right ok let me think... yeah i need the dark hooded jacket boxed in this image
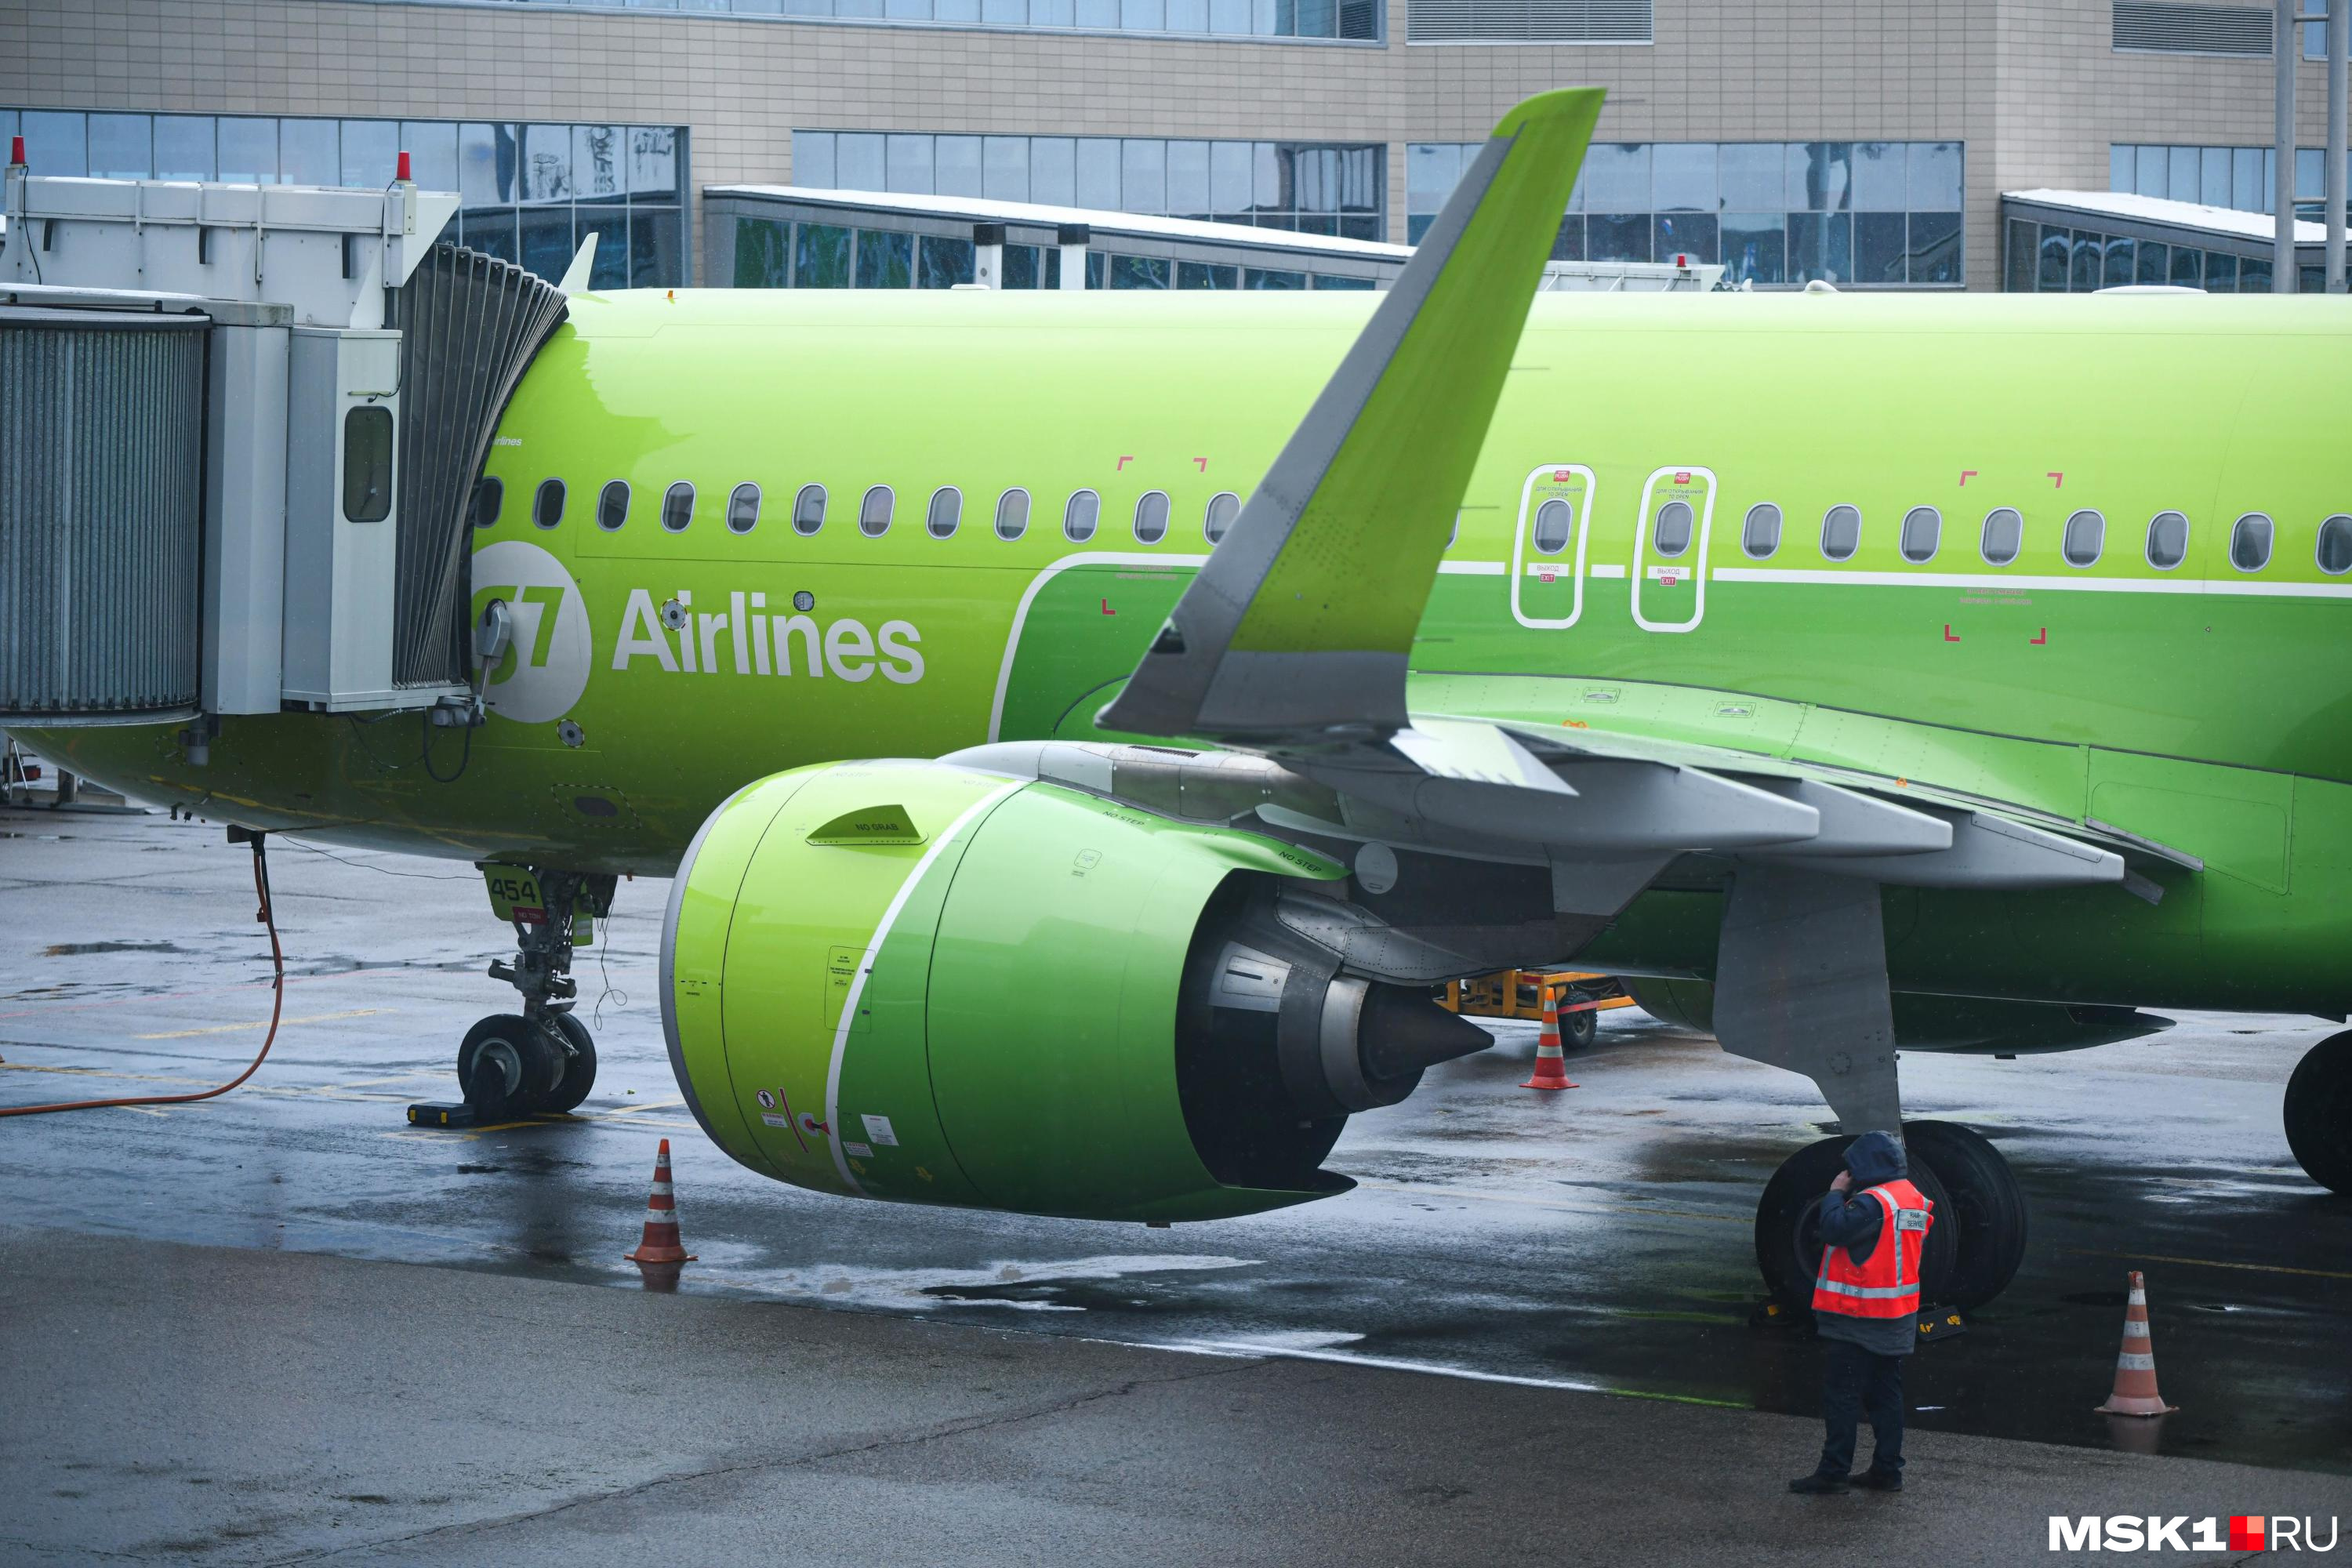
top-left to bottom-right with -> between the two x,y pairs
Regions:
1813,1130 -> 1919,1356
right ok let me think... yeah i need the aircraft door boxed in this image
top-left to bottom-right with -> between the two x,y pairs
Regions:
1510,464 -> 1595,629
1630,466 -> 1716,633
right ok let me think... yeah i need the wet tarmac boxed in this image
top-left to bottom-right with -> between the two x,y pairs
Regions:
3,800 -> 2348,1505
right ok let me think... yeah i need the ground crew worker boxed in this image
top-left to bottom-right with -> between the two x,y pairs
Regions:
1788,1129 -> 1933,1494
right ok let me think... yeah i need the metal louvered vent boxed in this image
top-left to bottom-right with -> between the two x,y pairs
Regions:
389,244 -> 568,688
0,308 -> 207,725
2114,1 -> 2273,55
1407,0 -> 1650,42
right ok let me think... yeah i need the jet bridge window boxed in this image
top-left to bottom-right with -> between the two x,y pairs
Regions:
793,484 -> 826,536
1980,507 -> 2022,565
662,482 -> 695,534
1820,504 -> 1861,562
470,477 -> 503,531
1652,499 -> 1693,557
1740,503 -> 1781,559
2145,510 -> 2189,569
927,487 -> 962,540
1064,489 -> 1100,543
1204,491 -> 1240,544
597,481 -> 630,532
860,485 -> 895,539
1134,490 -> 1171,544
728,483 -> 760,535
1532,497 -> 1575,555
1900,506 -> 1940,564
342,406 -> 393,523
2062,509 -> 2104,568
995,489 -> 1029,541
2319,514 -> 2352,574
2230,512 -> 2274,572
533,478 -> 565,531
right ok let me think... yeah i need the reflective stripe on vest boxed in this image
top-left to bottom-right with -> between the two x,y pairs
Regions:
1811,1178 -> 1933,1320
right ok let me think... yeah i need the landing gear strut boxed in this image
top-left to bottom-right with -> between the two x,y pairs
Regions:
455,868 -> 614,1120
2285,1029 -> 2352,1192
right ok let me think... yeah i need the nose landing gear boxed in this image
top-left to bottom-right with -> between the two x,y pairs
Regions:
454,867 -> 614,1120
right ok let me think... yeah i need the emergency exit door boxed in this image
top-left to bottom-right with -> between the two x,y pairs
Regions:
1630,466 -> 1716,633
1510,464 -> 1595,629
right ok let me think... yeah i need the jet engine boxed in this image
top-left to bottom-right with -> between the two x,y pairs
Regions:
661,759 -> 1492,1222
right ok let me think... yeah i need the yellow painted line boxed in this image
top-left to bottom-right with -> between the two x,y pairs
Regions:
2067,1247 -> 2352,1283
136,1008 -> 385,1039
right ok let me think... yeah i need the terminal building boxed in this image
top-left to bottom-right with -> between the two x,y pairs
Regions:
6,0 -> 2352,292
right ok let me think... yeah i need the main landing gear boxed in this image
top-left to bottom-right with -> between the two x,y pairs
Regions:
1754,1120 -> 2029,1311
455,868 -> 615,1122
2285,1029 -> 2352,1193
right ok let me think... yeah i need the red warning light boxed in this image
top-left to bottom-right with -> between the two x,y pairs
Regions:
396,149 -> 412,183
9,135 -> 24,167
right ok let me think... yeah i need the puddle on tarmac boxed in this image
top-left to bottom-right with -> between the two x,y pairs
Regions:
42,941 -> 186,957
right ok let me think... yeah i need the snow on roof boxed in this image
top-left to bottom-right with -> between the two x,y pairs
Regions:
2003,187 -> 2331,245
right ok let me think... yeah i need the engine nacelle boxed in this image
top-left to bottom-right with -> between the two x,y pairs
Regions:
662,760 -> 1491,1223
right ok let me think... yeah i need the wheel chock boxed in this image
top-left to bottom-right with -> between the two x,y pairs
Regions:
1915,1304 -> 1968,1345
407,1102 -> 478,1128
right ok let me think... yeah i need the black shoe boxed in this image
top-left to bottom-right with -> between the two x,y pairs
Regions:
1852,1468 -> 1904,1492
1788,1472 -> 1849,1494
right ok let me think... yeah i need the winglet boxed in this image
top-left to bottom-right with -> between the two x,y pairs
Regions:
557,232 -> 599,294
1097,89 -> 1604,744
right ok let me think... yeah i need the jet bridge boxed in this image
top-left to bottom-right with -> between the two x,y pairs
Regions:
0,148 -> 568,730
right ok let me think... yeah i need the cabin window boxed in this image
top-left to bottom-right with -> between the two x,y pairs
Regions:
1900,506 -> 1940,564
1740,503 -> 1781,559
927,487 -> 961,540
2230,512 -> 2273,572
533,477 -> 565,530
727,483 -> 760,535
792,484 -> 826,536
2145,510 -> 2189,569
2062,509 -> 2104,567
1134,490 -> 1171,544
597,480 -> 630,532
1820,504 -> 1861,561
1532,497 -> 1575,556
470,477 -> 503,530
342,407 -> 393,522
860,485 -> 894,539
662,481 -> 694,533
1204,491 -> 1240,544
994,488 -> 1029,542
1980,507 -> 2022,565
1652,499 -> 1693,558
2316,514 -> 2352,575
1064,488 -> 1100,543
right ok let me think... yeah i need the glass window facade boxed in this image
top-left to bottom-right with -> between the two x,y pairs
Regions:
2111,143 -> 2332,216
321,0 -> 1374,39
0,108 -> 690,287
1407,140 -> 1964,285
2004,215 -> 2274,293
794,131 -> 1384,239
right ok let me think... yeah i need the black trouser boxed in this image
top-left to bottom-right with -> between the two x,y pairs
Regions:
1817,1338 -> 1905,1477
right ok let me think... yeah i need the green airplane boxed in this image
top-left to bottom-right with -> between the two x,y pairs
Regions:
22,88 -> 2352,1312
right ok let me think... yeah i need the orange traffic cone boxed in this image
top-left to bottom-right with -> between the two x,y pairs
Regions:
2094,1270 -> 2177,1416
1522,990 -> 1578,1091
625,1138 -> 697,1269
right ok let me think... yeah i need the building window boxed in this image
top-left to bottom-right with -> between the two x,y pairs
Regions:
1406,139 -> 1962,285
793,132 -> 1385,242
2111,141 -> 2329,217
1064,489 -> 1100,543
995,488 -> 1030,542
342,408 -> 394,523
2146,510 -> 2190,569
793,485 -> 827,536
860,485 -> 895,539
2063,510 -> 2105,567
728,483 -> 761,535
1204,492 -> 1241,543
1406,0 -> 1650,43
1899,506 -> 1940,564
1740,503 -> 1781,559
1980,507 -> 2023,565
1821,504 -> 1862,562
597,481 -> 630,532
2007,211 -> 2272,295
2230,513 -> 2274,572
662,482 -> 695,533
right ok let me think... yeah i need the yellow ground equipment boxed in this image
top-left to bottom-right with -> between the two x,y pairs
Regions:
1439,970 -> 1632,1050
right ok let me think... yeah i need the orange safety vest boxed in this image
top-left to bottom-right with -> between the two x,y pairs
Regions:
1812,1178 -> 1934,1320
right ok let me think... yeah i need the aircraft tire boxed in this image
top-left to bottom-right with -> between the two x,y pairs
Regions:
457,1014 -> 536,1122
1755,1134 -> 1961,1311
1902,1120 -> 2027,1309
541,1012 -> 599,1114
2285,1029 -> 2352,1193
